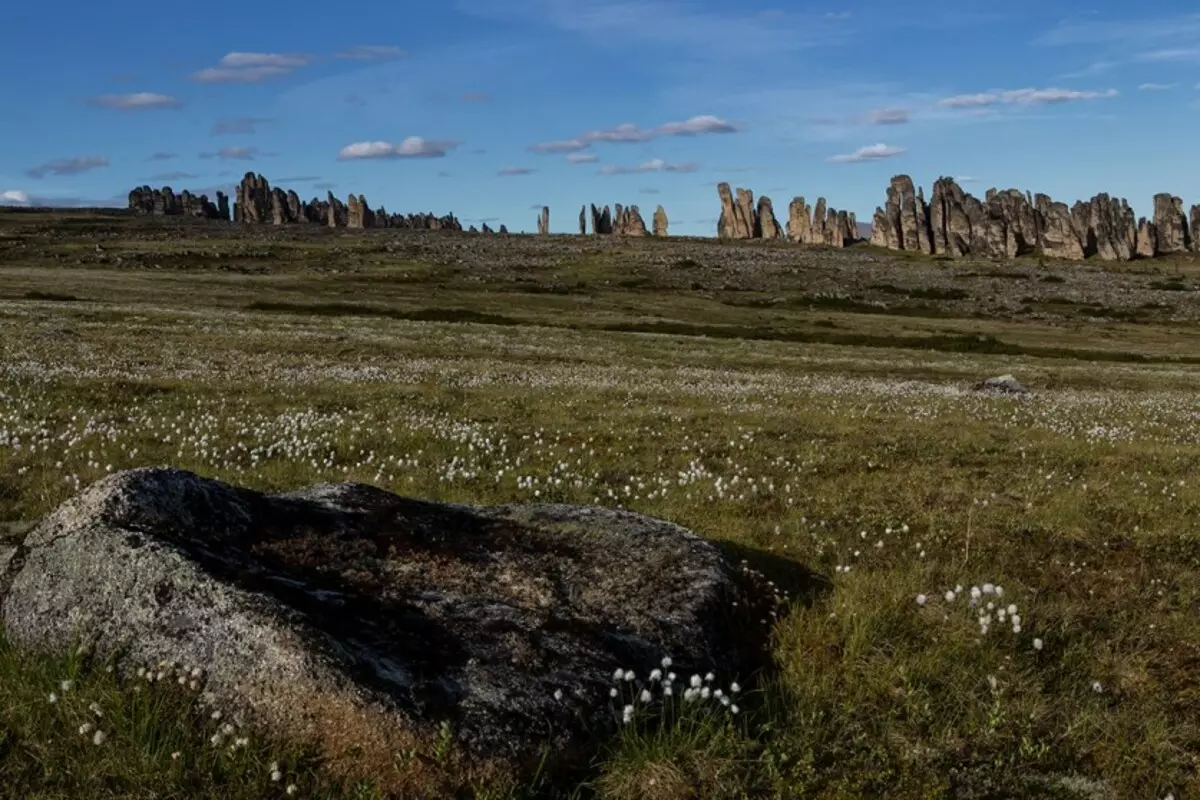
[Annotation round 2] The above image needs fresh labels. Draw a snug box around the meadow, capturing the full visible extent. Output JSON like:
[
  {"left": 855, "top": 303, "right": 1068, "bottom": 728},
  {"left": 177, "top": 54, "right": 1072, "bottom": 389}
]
[{"left": 1, "top": 211, "right": 1198, "bottom": 798}]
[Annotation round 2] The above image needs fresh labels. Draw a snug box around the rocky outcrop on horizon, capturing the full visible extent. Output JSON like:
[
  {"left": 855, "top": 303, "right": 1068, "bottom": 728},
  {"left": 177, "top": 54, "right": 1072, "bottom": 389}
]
[
  {"left": 786, "top": 195, "right": 857, "bottom": 248},
  {"left": 653, "top": 205, "right": 668, "bottom": 236},
  {"left": 536, "top": 206, "right": 549, "bottom": 236},
  {"left": 128, "top": 186, "right": 229, "bottom": 220},
  {"left": 867, "top": 175, "right": 1198, "bottom": 261},
  {"left": 132, "top": 173, "right": 462, "bottom": 232},
  {"left": 614, "top": 204, "right": 648, "bottom": 236}
]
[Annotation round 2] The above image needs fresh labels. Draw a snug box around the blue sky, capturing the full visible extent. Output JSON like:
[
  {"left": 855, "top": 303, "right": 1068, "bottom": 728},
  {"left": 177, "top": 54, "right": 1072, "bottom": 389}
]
[{"left": 2, "top": 2, "right": 1198, "bottom": 235}]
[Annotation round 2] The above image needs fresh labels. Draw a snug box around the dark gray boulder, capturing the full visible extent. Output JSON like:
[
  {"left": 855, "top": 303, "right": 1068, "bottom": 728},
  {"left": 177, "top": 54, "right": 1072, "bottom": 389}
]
[{"left": 1, "top": 468, "right": 774, "bottom": 778}]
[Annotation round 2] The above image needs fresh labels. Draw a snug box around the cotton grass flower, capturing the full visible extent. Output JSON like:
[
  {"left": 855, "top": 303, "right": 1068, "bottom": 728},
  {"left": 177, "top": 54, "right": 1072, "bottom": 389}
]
[
  {"left": 1033, "top": 638, "right": 1044, "bottom": 651},
  {"left": 92, "top": 730, "right": 107, "bottom": 746}
]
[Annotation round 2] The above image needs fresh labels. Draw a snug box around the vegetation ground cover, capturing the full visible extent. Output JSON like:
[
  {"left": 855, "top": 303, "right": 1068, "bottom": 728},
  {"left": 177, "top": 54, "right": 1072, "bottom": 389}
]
[{"left": 1, "top": 211, "right": 1197, "bottom": 798}]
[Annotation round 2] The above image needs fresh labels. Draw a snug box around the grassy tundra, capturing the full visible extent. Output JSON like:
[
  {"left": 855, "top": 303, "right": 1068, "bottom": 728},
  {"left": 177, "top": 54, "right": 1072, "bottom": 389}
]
[{"left": 1, "top": 210, "right": 1198, "bottom": 798}]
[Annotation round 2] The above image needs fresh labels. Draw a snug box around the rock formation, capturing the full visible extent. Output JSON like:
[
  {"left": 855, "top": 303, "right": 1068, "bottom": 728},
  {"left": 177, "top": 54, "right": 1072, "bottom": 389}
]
[
  {"left": 1136, "top": 218, "right": 1157, "bottom": 258},
  {"left": 578, "top": 206, "right": 586, "bottom": 236},
  {"left": 717, "top": 183, "right": 756, "bottom": 239},
  {"left": 757, "top": 196, "right": 782, "bottom": 239},
  {"left": 536, "top": 206, "right": 549, "bottom": 236},
  {"left": 614, "top": 204, "right": 648, "bottom": 236},
  {"left": 130, "top": 173, "right": 461, "bottom": 232},
  {"left": 1, "top": 468, "right": 776, "bottom": 777},
  {"left": 128, "top": 186, "right": 228, "bottom": 220},
  {"left": 1191, "top": 205, "right": 1200, "bottom": 251},
  {"left": 653, "top": 205, "right": 668, "bottom": 236},
  {"left": 787, "top": 198, "right": 812, "bottom": 244},
  {"left": 1153, "top": 193, "right": 1190, "bottom": 253},
  {"left": 863, "top": 174, "right": 1196, "bottom": 261}
]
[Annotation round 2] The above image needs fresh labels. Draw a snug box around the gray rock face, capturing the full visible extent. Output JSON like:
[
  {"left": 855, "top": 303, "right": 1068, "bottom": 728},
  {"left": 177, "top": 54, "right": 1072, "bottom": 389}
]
[
  {"left": 757, "top": 196, "right": 782, "bottom": 239},
  {"left": 235, "top": 172, "right": 271, "bottom": 224},
  {"left": 579, "top": 205, "right": 586, "bottom": 236},
  {"left": 1034, "top": 194, "right": 1085, "bottom": 260},
  {"left": 614, "top": 204, "right": 648, "bottom": 236},
  {"left": 2, "top": 468, "right": 774, "bottom": 774},
  {"left": 536, "top": 206, "right": 549, "bottom": 236},
  {"left": 1191, "top": 205, "right": 1200, "bottom": 252},
  {"left": 717, "top": 183, "right": 756, "bottom": 239},
  {"left": 1153, "top": 193, "right": 1189, "bottom": 254},
  {"left": 652, "top": 205, "right": 668, "bottom": 236},
  {"left": 787, "top": 197, "right": 812, "bottom": 244},
  {"left": 1136, "top": 218, "right": 1158, "bottom": 258}
]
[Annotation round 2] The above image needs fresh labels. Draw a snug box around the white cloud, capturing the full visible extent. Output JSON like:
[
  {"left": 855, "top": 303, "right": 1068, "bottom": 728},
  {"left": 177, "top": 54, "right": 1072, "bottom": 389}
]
[
  {"left": 0, "top": 190, "right": 29, "bottom": 205},
  {"left": 334, "top": 45, "right": 405, "bottom": 61},
  {"left": 658, "top": 114, "right": 738, "bottom": 135},
  {"left": 865, "top": 107, "right": 909, "bottom": 125},
  {"left": 190, "top": 52, "right": 310, "bottom": 84},
  {"left": 599, "top": 158, "right": 698, "bottom": 175},
  {"left": 938, "top": 87, "right": 1118, "bottom": 108},
  {"left": 955, "top": 175, "right": 978, "bottom": 183},
  {"left": 582, "top": 123, "right": 656, "bottom": 143},
  {"left": 148, "top": 152, "right": 177, "bottom": 161},
  {"left": 337, "top": 137, "right": 459, "bottom": 159},
  {"left": 1138, "top": 82, "right": 1177, "bottom": 91},
  {"left": 827, "top": 143, "right": 905, "bottom": 163},
  {"left": 87, "top": 92, "right": 182, "bottom": 110},
  {"left": 498, "top": 167, "right": 536, "bottom": 176},
  {"left": 26, "top": 156, "right": 109, "bottom": 179},
  {"left": 529, "top": 138, "right": 590, "bottom": 154},
  {"left": 219, "top": 52, "right": 309, "bottom": 68},
  {"left": 566, "top": 153, "right": 599, "bottom": 164},
  {"left": 460, "top": 91, "right": 490, "bottom": 102}
]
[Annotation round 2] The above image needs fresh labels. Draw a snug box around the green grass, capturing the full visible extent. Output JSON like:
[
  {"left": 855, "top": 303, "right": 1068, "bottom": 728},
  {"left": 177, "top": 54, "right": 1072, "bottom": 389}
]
[{"left": 1, "top": 218, "right": 1199, "bottom": 797}]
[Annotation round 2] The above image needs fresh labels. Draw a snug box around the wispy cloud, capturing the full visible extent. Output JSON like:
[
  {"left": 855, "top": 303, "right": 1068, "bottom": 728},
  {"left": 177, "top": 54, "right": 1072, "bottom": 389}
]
[
  {"left": 274, "top": 175, "right": 323, "bottom": 183},
  {"left": 498, "top": 166, "right": 536, "bottom": 176},
  {"left": 599, "top": 158, "right": 698, "bottom": 175},
  {"left": 639, "top": 187, "right": 660, "bottom": 194},
  {"left": 530, "top": 138, "right": 590, "bottom": 154},
  {"left": 211, "top": 117, "right": 273, "bottom": 135},
  {"left": 314, "top": 181, "right": 337, "bottom": 190},
  {"left": 1134, "top": 47, "right": 1200, "bottom": 63},
  {"left": 26, "top": 156, "right": 109, "bottom": 179},
  {"left": 1138, "top": 82, "right": 1178, "bottom": 91},
  {"left": 457, "top": 1, "right": 852, "bottom": 57},
  {"left": 1034, "top": 13, "right": 1200, "bottom": 47},
  {"left": 334, "top": 45, "right": 405, "bottom": 61},
  {"left": 937, "top": 87, "right": 1118, "bottom": 108},
  {"left": 190, "top": 52, "right": 310, "bottom": 84},
  {"left": 148, "top": 152, "right": 177, "bottom": 161},
  {"left": 865, "top": 107, "right": 909, "bottom": 125},
  {"left": 337, "top": 137, "right": 459, "bottom": 159},
  {"left": 956, "top": 175, "right": 978, "bottom": 183},
  {"left": 461, "top": 91, "right": 490, "bottom": 102},
  {"left": 87, "top": 92, "right": 182, "bottom": 110},
  {"left": 147, "top": 171, "right": 199, "bottom": 182},
  {"left": 580, "top": 115, "right": 739, "bottom": 144},
  {"left": 566, "top": 153, "right": 599, "bottom": 164},
  {"left": 827, "top": 143, "right": 905, "bottom": 163},
  {"left": 200, "top": 146, "right": 259, "bottom": 161}
]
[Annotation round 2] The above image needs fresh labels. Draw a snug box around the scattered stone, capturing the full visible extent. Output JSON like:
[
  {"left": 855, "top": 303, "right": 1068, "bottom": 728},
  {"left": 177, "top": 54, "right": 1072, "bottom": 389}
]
[
  {"left": 2, "top": 468, "right": 775, "bottom": 779},
  {"left": 973, "top": 374, "right": 1029, "bottom": 395}
]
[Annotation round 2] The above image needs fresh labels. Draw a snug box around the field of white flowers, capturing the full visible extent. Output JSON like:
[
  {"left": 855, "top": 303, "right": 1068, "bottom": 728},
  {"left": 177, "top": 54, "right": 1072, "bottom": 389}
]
[{"left": 2, "top": 230, "right": 1199, "bottom": 797}]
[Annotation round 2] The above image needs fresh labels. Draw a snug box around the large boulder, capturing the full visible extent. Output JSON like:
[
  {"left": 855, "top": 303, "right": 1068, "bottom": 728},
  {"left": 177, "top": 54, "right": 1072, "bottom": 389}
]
[
  {"left": 1, "top": 468, "right": 774, "bottom": 780},
  {"left": 1153, "top": 193, "right": 1190, "bottom": 254}
]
